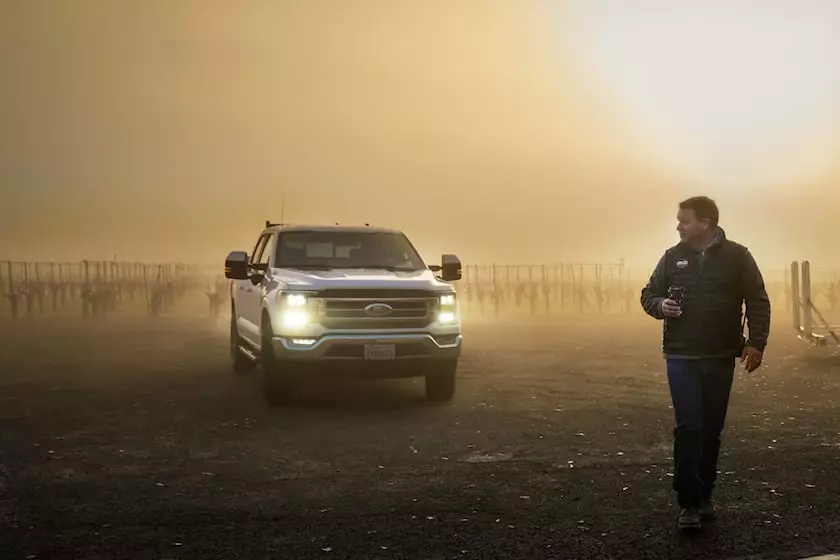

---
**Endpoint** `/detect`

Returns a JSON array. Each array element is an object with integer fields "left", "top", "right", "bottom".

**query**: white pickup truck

[{"left": 224, "top": 222, "right": 463, "bottom": 406}]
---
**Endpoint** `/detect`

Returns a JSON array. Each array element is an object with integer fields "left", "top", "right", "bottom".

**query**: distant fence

[
  {"left": 3, "top": 259, "right": 838, "bottom": 321},
  {"left": 460, "top": 262, "right": 633, "bottom": 315},
  {"left": 0, "top": 260, "right": 227, "bottom": 320},
  {"left": 758, "top": 266, "right": 839, "bottom": 317},
  {"left": 458, "top": 263, "right": 840, "bottom": 317}
]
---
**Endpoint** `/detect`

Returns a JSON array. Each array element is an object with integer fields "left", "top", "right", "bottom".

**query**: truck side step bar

[{"left": 238, "top": 344, "right": 260, "bottom": 363}]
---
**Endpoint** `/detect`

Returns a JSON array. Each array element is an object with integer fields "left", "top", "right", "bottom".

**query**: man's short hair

[{"left": 679, "top": 196, "right": 719, "bottom": 228}]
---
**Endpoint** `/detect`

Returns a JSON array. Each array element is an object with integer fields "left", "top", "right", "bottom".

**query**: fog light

[
  {"left": 290, "top": 338, "right": 317, "bottom": 346},
  {"left": 434, "top": 334, "right": 460, "bottom": 346}
]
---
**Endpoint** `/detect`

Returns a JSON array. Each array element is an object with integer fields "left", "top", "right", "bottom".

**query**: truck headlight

[
  {"left": 285, "top": 293, "right": 307, "bottom": 307},
  {"left": 278, "top": 292, "right": 311, "bottom": 329},
  {"left": 438, "top": 311, "right": 456, "bottom": 324},
  {"left": 438, "top": 293, "right": 457, "bottom": 324},
  {"left": 282, "top": 309, "right": 310, "bottom": 329}
]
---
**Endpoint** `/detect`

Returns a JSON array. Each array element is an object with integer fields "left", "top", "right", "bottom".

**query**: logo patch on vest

[{"left": 676, "top": 259, "right": 688, "bottom": 269}]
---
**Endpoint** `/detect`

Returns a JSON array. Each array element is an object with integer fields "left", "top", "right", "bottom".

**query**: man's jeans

[{"left": 666, "top": 357, "right": 736, "bottom": 509}]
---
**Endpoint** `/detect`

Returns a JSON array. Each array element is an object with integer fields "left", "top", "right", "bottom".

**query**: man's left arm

[{"left": 741, "top": 249, "right": 771, "bottom": 352}]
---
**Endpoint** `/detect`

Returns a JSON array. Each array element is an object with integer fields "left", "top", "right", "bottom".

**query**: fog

[{"left": 3, "top": 1, "right": 840, "bottom": 269}]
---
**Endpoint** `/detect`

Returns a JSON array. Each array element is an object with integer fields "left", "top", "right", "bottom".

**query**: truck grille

[{"left": 315, "top": 290, "right": 436, "bottom": 330}]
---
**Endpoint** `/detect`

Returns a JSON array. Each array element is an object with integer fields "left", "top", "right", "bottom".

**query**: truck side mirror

[
  {"left": 440, "top": 254, "right": 462, "bottom": 281},
  {"left": 224, "top": 251, "right": 249, "bottom": 280}
]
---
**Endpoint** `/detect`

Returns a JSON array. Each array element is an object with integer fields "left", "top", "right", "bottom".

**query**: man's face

[{"left": 676, "top": 208, "right": 710, "bottom": 242}]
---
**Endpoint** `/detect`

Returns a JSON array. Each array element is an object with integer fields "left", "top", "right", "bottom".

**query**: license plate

[{"left": 364, "top": 344, "right": 396, "bottom": 360}]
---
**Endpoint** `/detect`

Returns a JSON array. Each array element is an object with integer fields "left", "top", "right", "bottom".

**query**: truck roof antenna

[{"left": 264, "top": 197, "right": 289, "bottom": 229}]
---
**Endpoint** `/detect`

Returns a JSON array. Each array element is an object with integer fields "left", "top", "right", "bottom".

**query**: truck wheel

[
  {"left": 230, "top": 312, "right": 255, "bottom": 374},
  {"left": 425, "top": 360, "right": 457, "bottom": 402},
  {"left": 261, "top": 318, "right": 297, "bottom": 407}
]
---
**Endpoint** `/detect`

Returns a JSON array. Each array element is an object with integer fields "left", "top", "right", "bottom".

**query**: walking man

[{"left": 640, "top": 196, "right": 771, "bottom": 530}]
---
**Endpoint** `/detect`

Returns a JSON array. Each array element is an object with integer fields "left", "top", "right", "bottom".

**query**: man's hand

[
  {"left": 660, "top": 298, "right": 682, "bottom": 318},
  {"left": 741, "top": 346, "right": 763, "bottom": 372}
]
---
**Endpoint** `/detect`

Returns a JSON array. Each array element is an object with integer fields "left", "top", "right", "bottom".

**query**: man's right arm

[{"left": 640, "top": 251, "right": 669, "bottom": 320}]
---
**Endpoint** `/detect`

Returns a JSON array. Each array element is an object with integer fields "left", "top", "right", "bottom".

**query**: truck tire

[
  {"left": 425, "top": 360, "right": 458, "bottom": 402},
  {"left": 261, "top": 317, "right": 297, "bottom": 407},
  {"left": 230, "top": 311, "right": 255, "bottom": 374}
]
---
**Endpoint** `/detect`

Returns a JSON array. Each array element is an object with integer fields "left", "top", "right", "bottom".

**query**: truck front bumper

[{"left": 271, "top": 332, "right": 462, "bottom": 363}]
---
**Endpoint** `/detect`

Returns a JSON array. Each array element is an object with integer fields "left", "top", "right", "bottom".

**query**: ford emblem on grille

[{"left": 364, "top": 303, "right": 393, "bottom": 317}]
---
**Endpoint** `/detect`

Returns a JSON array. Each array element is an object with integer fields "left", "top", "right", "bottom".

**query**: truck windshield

[{"left": 275, "top": 231, "right": 427, "bottom": 271}]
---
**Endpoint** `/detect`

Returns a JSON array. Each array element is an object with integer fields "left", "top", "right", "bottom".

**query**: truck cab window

[{"left": 250, "top": 235, "right": 270, "bottom": 266}]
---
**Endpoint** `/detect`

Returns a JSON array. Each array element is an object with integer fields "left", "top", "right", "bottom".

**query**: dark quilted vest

[{"left": 661, "top": 240, "right": 748, "bottom": 357}]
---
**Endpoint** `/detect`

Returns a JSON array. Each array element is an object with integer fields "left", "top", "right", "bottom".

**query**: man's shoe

[
  {"left": 699, "top": 499, "right": 716, "bottom": 520},
  {"left": 678, "top": 507, "right": 702, "bottom": 530}
]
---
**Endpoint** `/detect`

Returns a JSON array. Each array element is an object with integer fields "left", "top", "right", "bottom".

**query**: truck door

[{"left": 235, "top": 233, "right": 270, "bottom": 345}]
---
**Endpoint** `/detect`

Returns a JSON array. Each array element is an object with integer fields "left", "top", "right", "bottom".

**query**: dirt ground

[{"left": 2, "top": 308, "right": 840, "bottom": 560}]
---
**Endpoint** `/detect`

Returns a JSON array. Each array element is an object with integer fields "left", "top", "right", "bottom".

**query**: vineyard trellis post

[
  {"left": 4, "top": 261, "right": 18, "bottom": 319},
  {"left": 456, "top": 260, "right": 637, "bottom": 316}
]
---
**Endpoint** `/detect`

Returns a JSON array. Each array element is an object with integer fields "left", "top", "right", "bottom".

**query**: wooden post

[
  {"left": 492, "top": 263, "right": 500, "bottom": 316},
  {"left": 34, "top": 262, "right": 43, "bottom": 314},
  {"left": 804, "top": 262, "right": 815, "bottom": 338},
  {"left": 23, "top": 262, "right": 35, "bottom": 316},
  {"left": 143, "top": 265, "right": 150, "bottom": 316},
  {"left": 83, "top": 260, "right": 91, "bottom": 318},
  {"left": 0, "top": 261, "right": 5, "bottom": 316},
  {"left": 5, "top": 261, "right": 17, "bottom": 320}
]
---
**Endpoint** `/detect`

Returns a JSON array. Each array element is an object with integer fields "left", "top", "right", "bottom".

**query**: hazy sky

[
  {"left": 3, "top": 1, "right": 840, "bottom": 269},
  {"left": 566, "top": 0, "right": 840, "bottom": 191}
]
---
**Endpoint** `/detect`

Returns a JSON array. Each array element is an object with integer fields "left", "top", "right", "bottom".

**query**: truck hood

[{"left": 270, "top": 268, "right": 453, "bottom": 291}]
